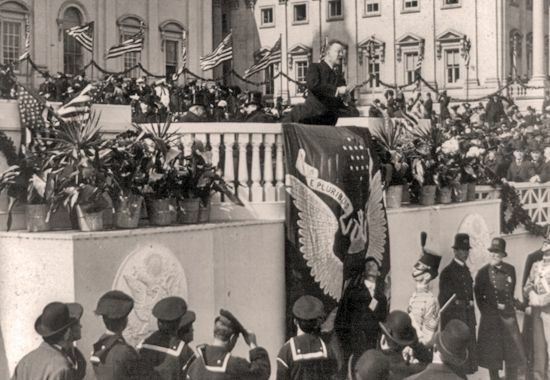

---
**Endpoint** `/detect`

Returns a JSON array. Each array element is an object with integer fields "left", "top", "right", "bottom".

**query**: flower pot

[
  {"left": 114, "top": 194, "right": 143, "bottom": 229},
  {"left": 178, "top": 198, "right": 200, "bottom": 224},
  {"left": 453, "top": 183, "right": 469, "bottom": 203},
  {"left": 76, "top": 206, "right": 104, "bottom": 232},
  {"left": 466, "top": 182, "right": 477, "bottom": 201},
  {"left": 437, "top": 187, "right": 452, "bottom": 204},
  {"left": 198, "top": 200, "right": 211, "bottom": 223},
  {"left": 26, "top": 204, "right": 50, "bottom": 232},
  {"left": 420, "top": 185, "right": 436, "bottom": 206},
  {"left": 386, "top": 185, "right": 403, "bottom": 209},
  {"left": 148, "top": 198, "right": 172, "bottom": 226},
  {"left": 401, "top": 183, "right": 410, "bottom": 204}
]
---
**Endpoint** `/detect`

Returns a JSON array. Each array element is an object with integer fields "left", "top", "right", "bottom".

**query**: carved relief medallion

[{"left": 112, "top": 244, "right": 188, "bottom": 346}]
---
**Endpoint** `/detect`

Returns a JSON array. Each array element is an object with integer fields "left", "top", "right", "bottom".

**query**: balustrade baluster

[
  {"left": 210, "top": 133, "right": 222, "bottom": 202},
  {"left": 264, "top": 134, "right": 276, "bottom": 202},
  {"left": 237, "top": 134, "right": 250, "bottom": 201},
  {"left": 275, "top": 134, "right": 285, "bottom": 201},
  {"left": 250, "top": 134, "right": 263, "bottom": 202},
  {"left": 223, "top": 133, "right": 237, "bottom": 200}
]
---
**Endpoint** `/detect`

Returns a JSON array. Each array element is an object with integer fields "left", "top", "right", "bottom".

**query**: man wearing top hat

[
  {"left": 12, "top": 301, "right": 84, "bottom": 380},
  {"left": 186, "top": 309, "right": 271, "bottom": 379},
  {"left": 243, "top": 92, "right": 275, "bottom": 123},
  {"left": 408, "top": 232, "right": 442, "bottom": 345},
  {"left": 376, "top": 310, "right": 432, "bottom": 380},
  {"left": 438, "top": 233, "right": 477, "bottom": 374},
  {"left": 138, "top": 296, "right": 196, "bottom": 380},
  {"left": 179, "top": 92, "right": 209, "bottom": 122},
  {"left": 404, "top": 319, "right": 472, "bottom": 380},
  {"left": 91, "top": 290, "right": 143, "bottom": 380},
  {"left": 276, "top": 295, "right": 339, "bottom": 380},
  {"left": 475, "top": 237, "right": 526, "bottom": 380},
  {"left": 524, "top": 229, "right": 550, "bottom": 380}
]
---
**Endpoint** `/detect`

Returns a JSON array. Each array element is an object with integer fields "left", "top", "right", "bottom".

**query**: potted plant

[
  {"left": 134, "top": 118, "right": 181, "bottom": 226},
  {"left": 435, "top": 137, "right": 461, "bottom": 204},
  {"left": 371, "top": 117, "right": 409, "bottom": 208},
  {"left": 461, "top": 144, "right": 486, "bottom": 201},
  {"left": 40, "top": 113, "right": 112, "bottom": 231},
  {"left": 104, "top": 130, "right": 149, "bottom": 229}
]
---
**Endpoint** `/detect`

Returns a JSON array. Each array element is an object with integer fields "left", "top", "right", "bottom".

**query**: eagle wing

[
  {"left": 286, "top": 174, "right": 343, "bottom": 300},
  {"left": 365, "top": 156, "right": 388, "bottom": 266}
]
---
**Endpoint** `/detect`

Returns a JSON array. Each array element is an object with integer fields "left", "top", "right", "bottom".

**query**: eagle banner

[{"left": 283, "top": 123, "right": 390, "bottom": 337}]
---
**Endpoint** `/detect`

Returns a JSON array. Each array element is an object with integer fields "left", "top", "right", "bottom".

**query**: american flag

[
  {"left": 18, "top": 17, "right": 30, "bottom": 61},
  {"left": 243, "top": 37, "right": 281, "bottom": 78},
  {"left": 199, "top": 32, "right": 232, "bottom": 71},
  {"left": 16, "top": 84, "right": 47, "bottom": 149},
  {"left": 56, "top": 84, "right": 95, "bottom": 123},
  {"left": 66, "top": 22, "right": 94, "bottom": 53},
  {"left": 106, "top": 31, "right": 144, "bottom": 59},
  {"left": 182, "top": 30, "right": 188, "bottom": 67}
]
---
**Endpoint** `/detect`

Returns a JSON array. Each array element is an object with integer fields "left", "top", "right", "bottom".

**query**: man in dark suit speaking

[{"left": 284, "top": 40, "right": 359, "bottom": 125}]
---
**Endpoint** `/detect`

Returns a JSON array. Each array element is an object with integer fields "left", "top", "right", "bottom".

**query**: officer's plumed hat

[
  {"left": 417, "top": 232, "right": 442, "bottom": 279},
  {"left": 452, "top": 233, "right": 471, "bottom": 250},
  {"left": 153, "top": 296, "right": 187, "bottom": 321},
  {"left": 95, "top": 290, "right": 134, "bottom": 319},
  {"left": 292, "top": 295, "right": 325, "bottom": 320}
]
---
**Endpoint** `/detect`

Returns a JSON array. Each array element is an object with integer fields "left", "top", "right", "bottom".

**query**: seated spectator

[
  {"left": 506, "top": 148, "right": 535, "bottom": 182},
  {"left": 531, "top": 146, "right": 550, "bottom": 183},
  {"left": 179, "top": 92, "right": 209, "bottom": 122},
  {"left": 243, "top": 92, "right": 275, "bottom": 123}
]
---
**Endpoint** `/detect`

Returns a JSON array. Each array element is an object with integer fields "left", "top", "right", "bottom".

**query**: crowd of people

[{"left": 13, "top": 229, "right": 550, "bottom": 380}]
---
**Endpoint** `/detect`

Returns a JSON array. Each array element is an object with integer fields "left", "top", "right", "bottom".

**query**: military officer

[
  {"left": 177, "top": 310, "right": 197, "bottom": 377},
  {"left": 138, "top": 296, "right": 195, "bottom": 380},
  {"left": 186, "top": 309, "right": 271, "bottom": 379},
  {"left": 12, "top": 302, "right": 84, "bottom": 380},
  {"left": 475, "top": 237, "right": 526, "bottom": 380},
  {"left": 91, "top": 290, "right": 143, "bottom": 380},
  {"left": 276, "top": 295, "right": 339, "bottom": 380},
  {"left": 408, "top": 232, "right": 441, "bottom": 345},
  {"left": 438, "top": 233, "right": 477, "bottom": 374}
]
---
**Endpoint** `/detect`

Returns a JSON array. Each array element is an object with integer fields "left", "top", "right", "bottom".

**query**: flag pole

[{"left": 91, "top": 22, "right": 95, "bottom": 80}]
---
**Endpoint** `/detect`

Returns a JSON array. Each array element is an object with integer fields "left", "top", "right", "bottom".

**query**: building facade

[
  {"left": 216, "top": 0, "right": 550, "bottom": 105},
  {"left": 0, "top": 0, "right": 212, "bottom": 83}
]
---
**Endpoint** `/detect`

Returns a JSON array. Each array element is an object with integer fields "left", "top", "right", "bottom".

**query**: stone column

[{"left": 530, "top": 0, "right": 546, "bottom": 85}]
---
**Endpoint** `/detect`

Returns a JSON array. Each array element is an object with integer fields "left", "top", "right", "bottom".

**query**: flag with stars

[
  {"left": 16, "top": 83, "right": 48, "bottom": 151},
  {"left": 283, "top": 123, "right": 390, "bottom": 343}
]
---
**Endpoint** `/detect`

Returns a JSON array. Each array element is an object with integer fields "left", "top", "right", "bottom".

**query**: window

[
  {"left": 265, "top": 64, "right": 275, "bottom": 95},
  {"left": 368, "top": 55, "right": 380, "bottom": 87},
  {"left": 120, "top": 31, "right": 139, "bottom": 77},
  {"left": 442, "top": 0, "right": 460, "bottom": 8},
  {"left": 222, "top": 13, "right": 229, "bottom": 34},
  {"left": 118, "top": 16, "right": 145, "bottom": 78},
  {"left": 403, "top": 0, "right": 419, "bottom": 11},
  {"left": 260, "top": 7, "right": 274, "bottom": 27},
  {"left": 165, "top": 40, "right": 178, "bottom": 76},
  {"left": 2, "top": 21, "right": 20, "bottom": 65},
  {"left": 328, "top": 0, "right": 343, "bottom": 19},
  {"left": 63, "top": 7, "right": 84, "bottom": 75},
  {"left": 364, "top": 0, "right": 381, "bottom": 16},
  {"left": 445, "top": 49, "right": 460, "bottom": 83},
  {"left": 405, "top": 52, "right": 418, "bottom": 84},
  {"left": 293, "top": 3, "right": 308, "bottom": 24},
  {"left": 295, "top": 60, "right": 308, "bottom": 83}
]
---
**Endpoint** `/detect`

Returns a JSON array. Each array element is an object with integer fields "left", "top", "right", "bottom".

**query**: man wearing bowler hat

[
  {"left": 12, "top": 301, "right": 84, "bottom": 380},
  {"left": 186, "top": 309, "right": 271, "bottom": 379},
  {"left": 408, "top": 232, "right": 442, "bottom": 345},
  {"left": 276, "top": 295, "right": 339, "bottom": 380},
  {"left": 91, "top": 290, "right": 143, "bottom": 380},
  {"left": 376, "top": 310, "right": 432, "bottom": 380},
  {"left": 438, "top": 233, "right": 477, "bottom": 374},
  {"left": 475, "top": 237, "right": 525, "bottom": 380},
  {"left": 138, "top": 296, "right": 196, "bottom": 380},
  {"left": 404, "top": 319, "right": 472, "bottom": 380}
]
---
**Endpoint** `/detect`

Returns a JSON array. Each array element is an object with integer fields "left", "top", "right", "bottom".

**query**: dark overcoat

[{"left": 474, "top": 263, "right": 526, "bottom": 370}]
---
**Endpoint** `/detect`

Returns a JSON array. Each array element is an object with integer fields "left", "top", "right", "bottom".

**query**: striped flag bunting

[
  {"left": 243, "top": 37, "right": 281, "bottom": 79},
  {"left": 106, "top": 31, "right": 144, "bottom": 59},
  {"left": 56, "top": 84, "right": 95, "bottom": 123},
  {"left": 18, "top": 18, "right": 30, "bottom": 61},
  {"left": 199, "top": 32, "right": 233, "bottom": 71},
  {"left": 66, "top": 22, "right": 94, "bottom": 53}
]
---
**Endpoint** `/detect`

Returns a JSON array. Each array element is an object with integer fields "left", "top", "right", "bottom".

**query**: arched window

[
  {"left": 0, "top": 1, "right": 29, "bottom": 68},
  {"left": 117, "top": 15, "right": 145, "bottom": 78},
  {"left": 159, "top": 20, "right": 185, "bottom": 76},
  {"left": 63, "top": 7, "right": 83, "bottom": 75}
]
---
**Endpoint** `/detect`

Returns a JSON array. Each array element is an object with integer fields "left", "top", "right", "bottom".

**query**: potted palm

[
  {"left": 41, "top": 113, "right": 112, "bottom": 231},
  {"left": 104, "top": 130, "right": 149, "bottom": 229}
]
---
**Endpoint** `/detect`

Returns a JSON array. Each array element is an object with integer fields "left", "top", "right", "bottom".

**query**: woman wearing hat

[
  {"left": 12, "top": 302, "right": 84, "bottom": 380},
  {"left": 475, "top": 238, "right": 526, "bottom": 380}
]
